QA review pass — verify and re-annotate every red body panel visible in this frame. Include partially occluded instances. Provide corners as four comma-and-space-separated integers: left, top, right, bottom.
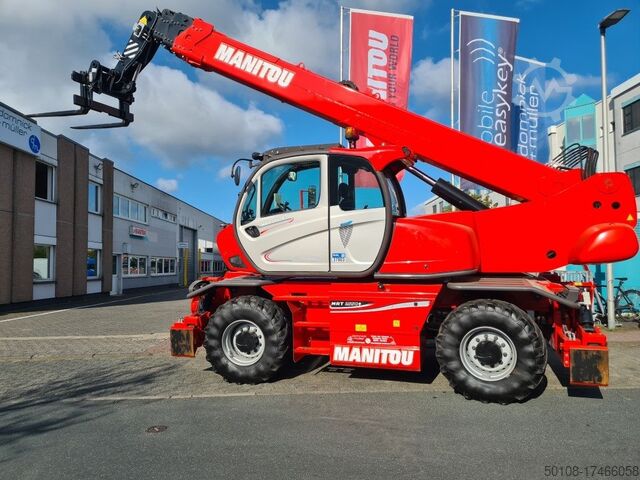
261, 281, 441, 371
216, 224, 257, 273
380, 215, 479, 275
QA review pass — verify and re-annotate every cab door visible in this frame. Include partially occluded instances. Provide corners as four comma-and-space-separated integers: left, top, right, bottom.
328, 156, 387, 273
235, 155, 329, 273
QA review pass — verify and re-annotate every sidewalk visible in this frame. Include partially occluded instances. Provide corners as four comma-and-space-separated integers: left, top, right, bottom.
0, 286, 188, 338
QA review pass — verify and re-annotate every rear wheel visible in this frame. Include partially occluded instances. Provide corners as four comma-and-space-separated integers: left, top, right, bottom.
205, 295, 289, 383
436, 299, 547, 404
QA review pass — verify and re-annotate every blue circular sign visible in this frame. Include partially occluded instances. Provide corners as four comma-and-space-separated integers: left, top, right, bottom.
29, 135, 40, 154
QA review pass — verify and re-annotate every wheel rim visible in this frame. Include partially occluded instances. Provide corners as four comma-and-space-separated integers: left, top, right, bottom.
459, 326, 517, 381
221, 320, 265, 366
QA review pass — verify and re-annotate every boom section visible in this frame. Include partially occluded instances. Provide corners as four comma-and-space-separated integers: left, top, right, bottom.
168, 16, 576, 202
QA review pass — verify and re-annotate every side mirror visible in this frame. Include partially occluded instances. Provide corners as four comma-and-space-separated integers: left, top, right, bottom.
232, 165, 241, 186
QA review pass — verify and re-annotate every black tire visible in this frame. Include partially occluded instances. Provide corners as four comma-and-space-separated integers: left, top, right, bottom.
204, 295, 289, 384
436, 299, 547, 404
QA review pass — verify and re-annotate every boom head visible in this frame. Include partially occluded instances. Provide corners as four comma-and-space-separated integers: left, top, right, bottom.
29, 10, 192, 128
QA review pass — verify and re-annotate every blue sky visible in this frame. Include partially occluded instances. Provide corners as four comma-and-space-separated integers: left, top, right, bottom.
2, 0, 638, 221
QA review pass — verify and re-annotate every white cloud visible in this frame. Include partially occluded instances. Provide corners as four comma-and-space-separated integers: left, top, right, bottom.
1, 0, 436, 168
128, 64, 283, 168
238, 0, 340, 77
571, 73, 602, 89
410, 56, 456, 122
0, 0, 283, 169
155, 177, 179, 193
218, 164, 235, 180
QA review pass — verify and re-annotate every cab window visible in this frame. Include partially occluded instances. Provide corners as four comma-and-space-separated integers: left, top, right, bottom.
240, 181, 257, 225
261, 161, 321, 217
330, 157, 383, 211
386, 176, 402, 216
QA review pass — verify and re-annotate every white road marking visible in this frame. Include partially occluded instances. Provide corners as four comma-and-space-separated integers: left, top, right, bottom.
0, 333, 169, 341
0, 290, 181, 324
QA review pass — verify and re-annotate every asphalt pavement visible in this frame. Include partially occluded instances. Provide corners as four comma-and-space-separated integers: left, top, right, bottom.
1, 288, 639, 479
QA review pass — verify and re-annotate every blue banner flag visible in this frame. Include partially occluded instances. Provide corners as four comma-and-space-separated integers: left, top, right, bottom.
511, 56, 549, 163
458, 12, 519, 189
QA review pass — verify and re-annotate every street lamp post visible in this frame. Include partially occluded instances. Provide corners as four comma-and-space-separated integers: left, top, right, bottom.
598, 8, 630, 330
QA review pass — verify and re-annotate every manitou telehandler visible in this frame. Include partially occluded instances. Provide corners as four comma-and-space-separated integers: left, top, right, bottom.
33, 8, 639, 403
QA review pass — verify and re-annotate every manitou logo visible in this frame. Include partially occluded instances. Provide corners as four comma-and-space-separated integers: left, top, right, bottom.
332, 346, 414, 366
214, 43, 294, 88
366, 30, 399, 101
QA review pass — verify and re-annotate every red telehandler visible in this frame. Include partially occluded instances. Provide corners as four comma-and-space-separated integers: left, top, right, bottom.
32, 9, 639, 403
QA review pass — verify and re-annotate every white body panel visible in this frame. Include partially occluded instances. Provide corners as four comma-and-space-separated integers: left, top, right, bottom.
235, 152, 388, 275
236, 155, 329, 272
329, 205, 385, 272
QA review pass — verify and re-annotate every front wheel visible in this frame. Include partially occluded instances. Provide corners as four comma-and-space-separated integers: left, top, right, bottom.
204, 295, 290, 383
436, 299, 547, 404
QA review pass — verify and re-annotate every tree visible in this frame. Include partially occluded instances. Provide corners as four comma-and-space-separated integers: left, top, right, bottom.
467, 191, 499, 208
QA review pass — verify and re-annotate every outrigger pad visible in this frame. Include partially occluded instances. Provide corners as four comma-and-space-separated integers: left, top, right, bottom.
569, 348, 609, 386
170, 326, 196, 357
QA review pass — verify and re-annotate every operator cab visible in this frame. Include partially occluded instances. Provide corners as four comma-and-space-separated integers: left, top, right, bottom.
233, 146, 405, 275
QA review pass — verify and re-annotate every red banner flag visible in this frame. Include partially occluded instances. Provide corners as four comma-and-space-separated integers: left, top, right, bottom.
348, 8, 413, 182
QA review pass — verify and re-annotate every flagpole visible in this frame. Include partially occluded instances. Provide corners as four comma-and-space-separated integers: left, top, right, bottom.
450, 8, 455, 188
450, 9, 455, 131
339, 5, 345, 145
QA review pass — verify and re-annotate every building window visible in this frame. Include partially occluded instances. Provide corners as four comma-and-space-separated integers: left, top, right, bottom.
114, 194, 148, 223
623, 100, 640, 134
151, 257, 176, 276
33, 245, 53, 281
566, 117, 581, 144
626, 166, 640, 196
35, 161, 54, 201
150, 207, 177, 223
87, 249, 100, 278
213, 260, 225, 273
88, 182, 101, 214
122, 255, 147, 277
432, 205, 437, 214
566, 114, 595, 144
200, 259, 212, 273
581, 114, 595, 141
198, 239, 215, 253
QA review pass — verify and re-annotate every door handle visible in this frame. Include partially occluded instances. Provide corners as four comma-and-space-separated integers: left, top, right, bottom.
245, 226, 260, 238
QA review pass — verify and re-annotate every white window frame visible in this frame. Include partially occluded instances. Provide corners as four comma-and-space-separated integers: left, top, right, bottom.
88, 181, 101, 214
122, 254, 148, 277
213, 260, 225, 273
114, 194, 148, 224
200, 259, 213, 273
151, 257, 177, 276
35, 161, 55, 202
33, 244, 54, 282
151, 207, 177, 223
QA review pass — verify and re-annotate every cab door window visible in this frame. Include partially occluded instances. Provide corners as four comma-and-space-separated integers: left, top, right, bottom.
330, 157, 384, 211
240, 181, 257, 225
261, 161, 321, 217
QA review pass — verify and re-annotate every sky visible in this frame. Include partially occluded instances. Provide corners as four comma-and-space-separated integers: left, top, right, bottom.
1, 0, 638, 221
